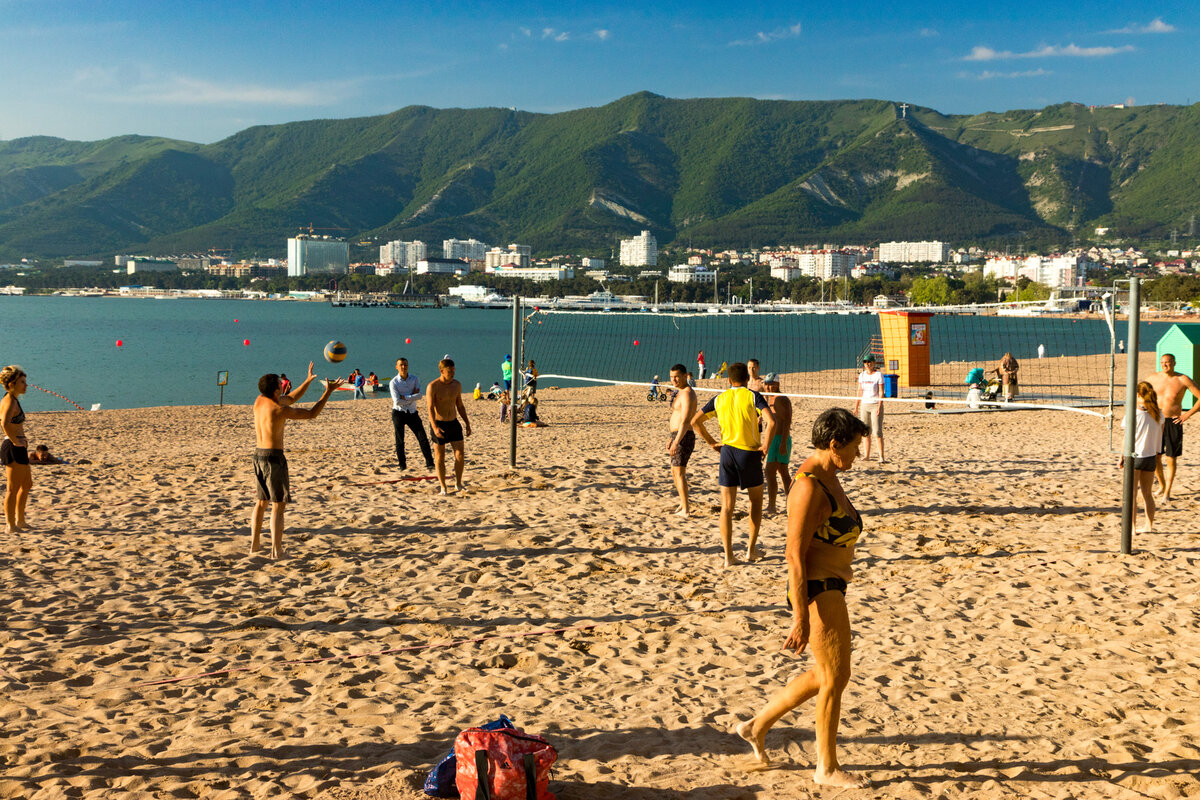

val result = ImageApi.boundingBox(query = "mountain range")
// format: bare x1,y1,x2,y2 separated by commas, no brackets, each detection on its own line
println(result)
2,92,1198,262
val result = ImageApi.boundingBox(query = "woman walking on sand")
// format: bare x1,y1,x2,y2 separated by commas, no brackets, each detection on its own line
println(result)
1,365,34,534
737,407,871,789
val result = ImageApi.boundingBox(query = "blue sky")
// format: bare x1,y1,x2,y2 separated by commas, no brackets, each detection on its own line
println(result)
1,0,1194,143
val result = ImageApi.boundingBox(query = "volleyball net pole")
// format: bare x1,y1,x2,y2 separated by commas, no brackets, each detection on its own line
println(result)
509,295,522,468
1119,278,1141,555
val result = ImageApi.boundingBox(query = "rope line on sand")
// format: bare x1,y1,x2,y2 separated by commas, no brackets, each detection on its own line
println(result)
136,613,684,688
536,373,1107,417
29,384,86,411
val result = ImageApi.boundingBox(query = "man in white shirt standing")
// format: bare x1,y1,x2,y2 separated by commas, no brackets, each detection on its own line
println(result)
390,357,434,472
853,355,885,463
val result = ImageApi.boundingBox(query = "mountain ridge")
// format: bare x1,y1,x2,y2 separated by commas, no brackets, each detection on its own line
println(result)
1,93,1197,260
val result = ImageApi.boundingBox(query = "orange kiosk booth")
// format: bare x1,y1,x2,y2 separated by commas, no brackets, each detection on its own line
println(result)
878,311,931,390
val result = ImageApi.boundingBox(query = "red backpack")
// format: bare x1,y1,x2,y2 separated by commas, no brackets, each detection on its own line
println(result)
454,726,557,800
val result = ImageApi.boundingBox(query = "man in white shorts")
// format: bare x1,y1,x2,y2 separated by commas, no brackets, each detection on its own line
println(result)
853,355,885,462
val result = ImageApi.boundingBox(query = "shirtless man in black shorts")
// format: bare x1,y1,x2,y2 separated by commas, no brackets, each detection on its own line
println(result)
427,358,472,494
667,363,699,517
1146,353,1200,501
251,363,342,559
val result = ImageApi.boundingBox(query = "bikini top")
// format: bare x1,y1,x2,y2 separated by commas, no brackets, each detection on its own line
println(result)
7,398,24,426
799,471,863,548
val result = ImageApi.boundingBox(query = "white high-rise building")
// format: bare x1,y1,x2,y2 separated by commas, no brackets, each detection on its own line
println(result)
287,236,349,277
380,239,427,268
796,250,858,280
878,241,950,264
984,254,1087,289
443,238,489,261
620,230,658,267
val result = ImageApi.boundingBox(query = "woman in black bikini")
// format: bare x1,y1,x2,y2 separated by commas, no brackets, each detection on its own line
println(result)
1,365,33,534
738,407,871,788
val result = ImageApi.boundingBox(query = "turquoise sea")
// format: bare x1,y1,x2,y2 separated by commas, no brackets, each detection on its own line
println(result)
3,296,514,413
1,295,1165,412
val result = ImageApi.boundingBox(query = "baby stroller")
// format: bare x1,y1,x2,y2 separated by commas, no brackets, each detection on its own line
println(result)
965,367,1000,409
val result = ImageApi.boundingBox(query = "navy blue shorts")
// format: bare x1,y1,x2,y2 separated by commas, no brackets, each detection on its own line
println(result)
719,445,764,489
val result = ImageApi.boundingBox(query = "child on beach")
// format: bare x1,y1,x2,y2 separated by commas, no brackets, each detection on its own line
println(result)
1121,381,1164,533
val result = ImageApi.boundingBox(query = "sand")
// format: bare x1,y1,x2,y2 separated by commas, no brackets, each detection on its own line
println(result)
2,372,1198,799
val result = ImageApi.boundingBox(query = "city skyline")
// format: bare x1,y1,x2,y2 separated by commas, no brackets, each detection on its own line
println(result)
1,0,1194,143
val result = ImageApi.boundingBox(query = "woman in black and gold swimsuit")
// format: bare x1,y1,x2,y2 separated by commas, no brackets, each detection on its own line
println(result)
1,365,33,534
737,407,871,788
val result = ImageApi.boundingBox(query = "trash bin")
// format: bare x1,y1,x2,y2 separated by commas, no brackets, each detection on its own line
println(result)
883,374,899,398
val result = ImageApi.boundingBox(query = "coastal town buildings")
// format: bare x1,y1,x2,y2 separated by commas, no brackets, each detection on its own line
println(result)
126,258,178,274
619,230,658,267
380,239,427,267
668,264,716,283
287,236,349,277
484,244,532,270
766,249,858,280
488,265,575,282
443,238,488,261
416,258,470,276
983,254,1089,288
879,240,951,263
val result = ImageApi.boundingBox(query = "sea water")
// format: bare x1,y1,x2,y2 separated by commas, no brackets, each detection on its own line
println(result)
4,296,513,412
1,296,1158,412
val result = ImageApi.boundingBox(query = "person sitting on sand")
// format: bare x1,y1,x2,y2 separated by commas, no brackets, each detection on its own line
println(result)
737,407,872,788
521,395,548,427
28,444,62,464
1121,381,1164,533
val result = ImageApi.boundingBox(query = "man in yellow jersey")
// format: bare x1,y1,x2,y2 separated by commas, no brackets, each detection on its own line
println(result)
692,362,776,567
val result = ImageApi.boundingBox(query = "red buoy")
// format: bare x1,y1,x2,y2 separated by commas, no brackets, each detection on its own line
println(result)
243,339,250,346
115,340,123,347
405,338,411,344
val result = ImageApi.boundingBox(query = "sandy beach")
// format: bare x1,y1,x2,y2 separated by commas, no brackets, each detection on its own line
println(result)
2,368,1198,799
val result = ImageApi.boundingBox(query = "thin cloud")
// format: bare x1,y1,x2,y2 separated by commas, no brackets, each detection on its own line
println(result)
729,21,802,47
1106,18,1175,34
594,29,610,41
79,69,371,107
542,27,569,42
964,43,1135,61
919,28,939,38
968,68,1053,80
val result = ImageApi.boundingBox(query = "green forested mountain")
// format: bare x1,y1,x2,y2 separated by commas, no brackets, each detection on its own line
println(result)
1,93,1198,261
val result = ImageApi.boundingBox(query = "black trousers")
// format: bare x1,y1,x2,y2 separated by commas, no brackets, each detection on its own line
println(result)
392,409,433,469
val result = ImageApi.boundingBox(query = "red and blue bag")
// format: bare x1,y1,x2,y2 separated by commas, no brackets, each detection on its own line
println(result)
454,726,557,800
424,715,516,797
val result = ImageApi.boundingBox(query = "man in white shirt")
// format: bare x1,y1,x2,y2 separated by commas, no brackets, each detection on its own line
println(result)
853,355,885,463
390,357,434,472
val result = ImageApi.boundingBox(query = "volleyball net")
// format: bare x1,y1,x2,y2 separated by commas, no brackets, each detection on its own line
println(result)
522,302,1119,417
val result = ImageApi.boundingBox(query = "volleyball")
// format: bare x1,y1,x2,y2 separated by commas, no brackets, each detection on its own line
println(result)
323,341,348,363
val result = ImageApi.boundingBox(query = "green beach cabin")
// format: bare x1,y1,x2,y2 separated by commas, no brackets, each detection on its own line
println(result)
1156,323,1200,410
